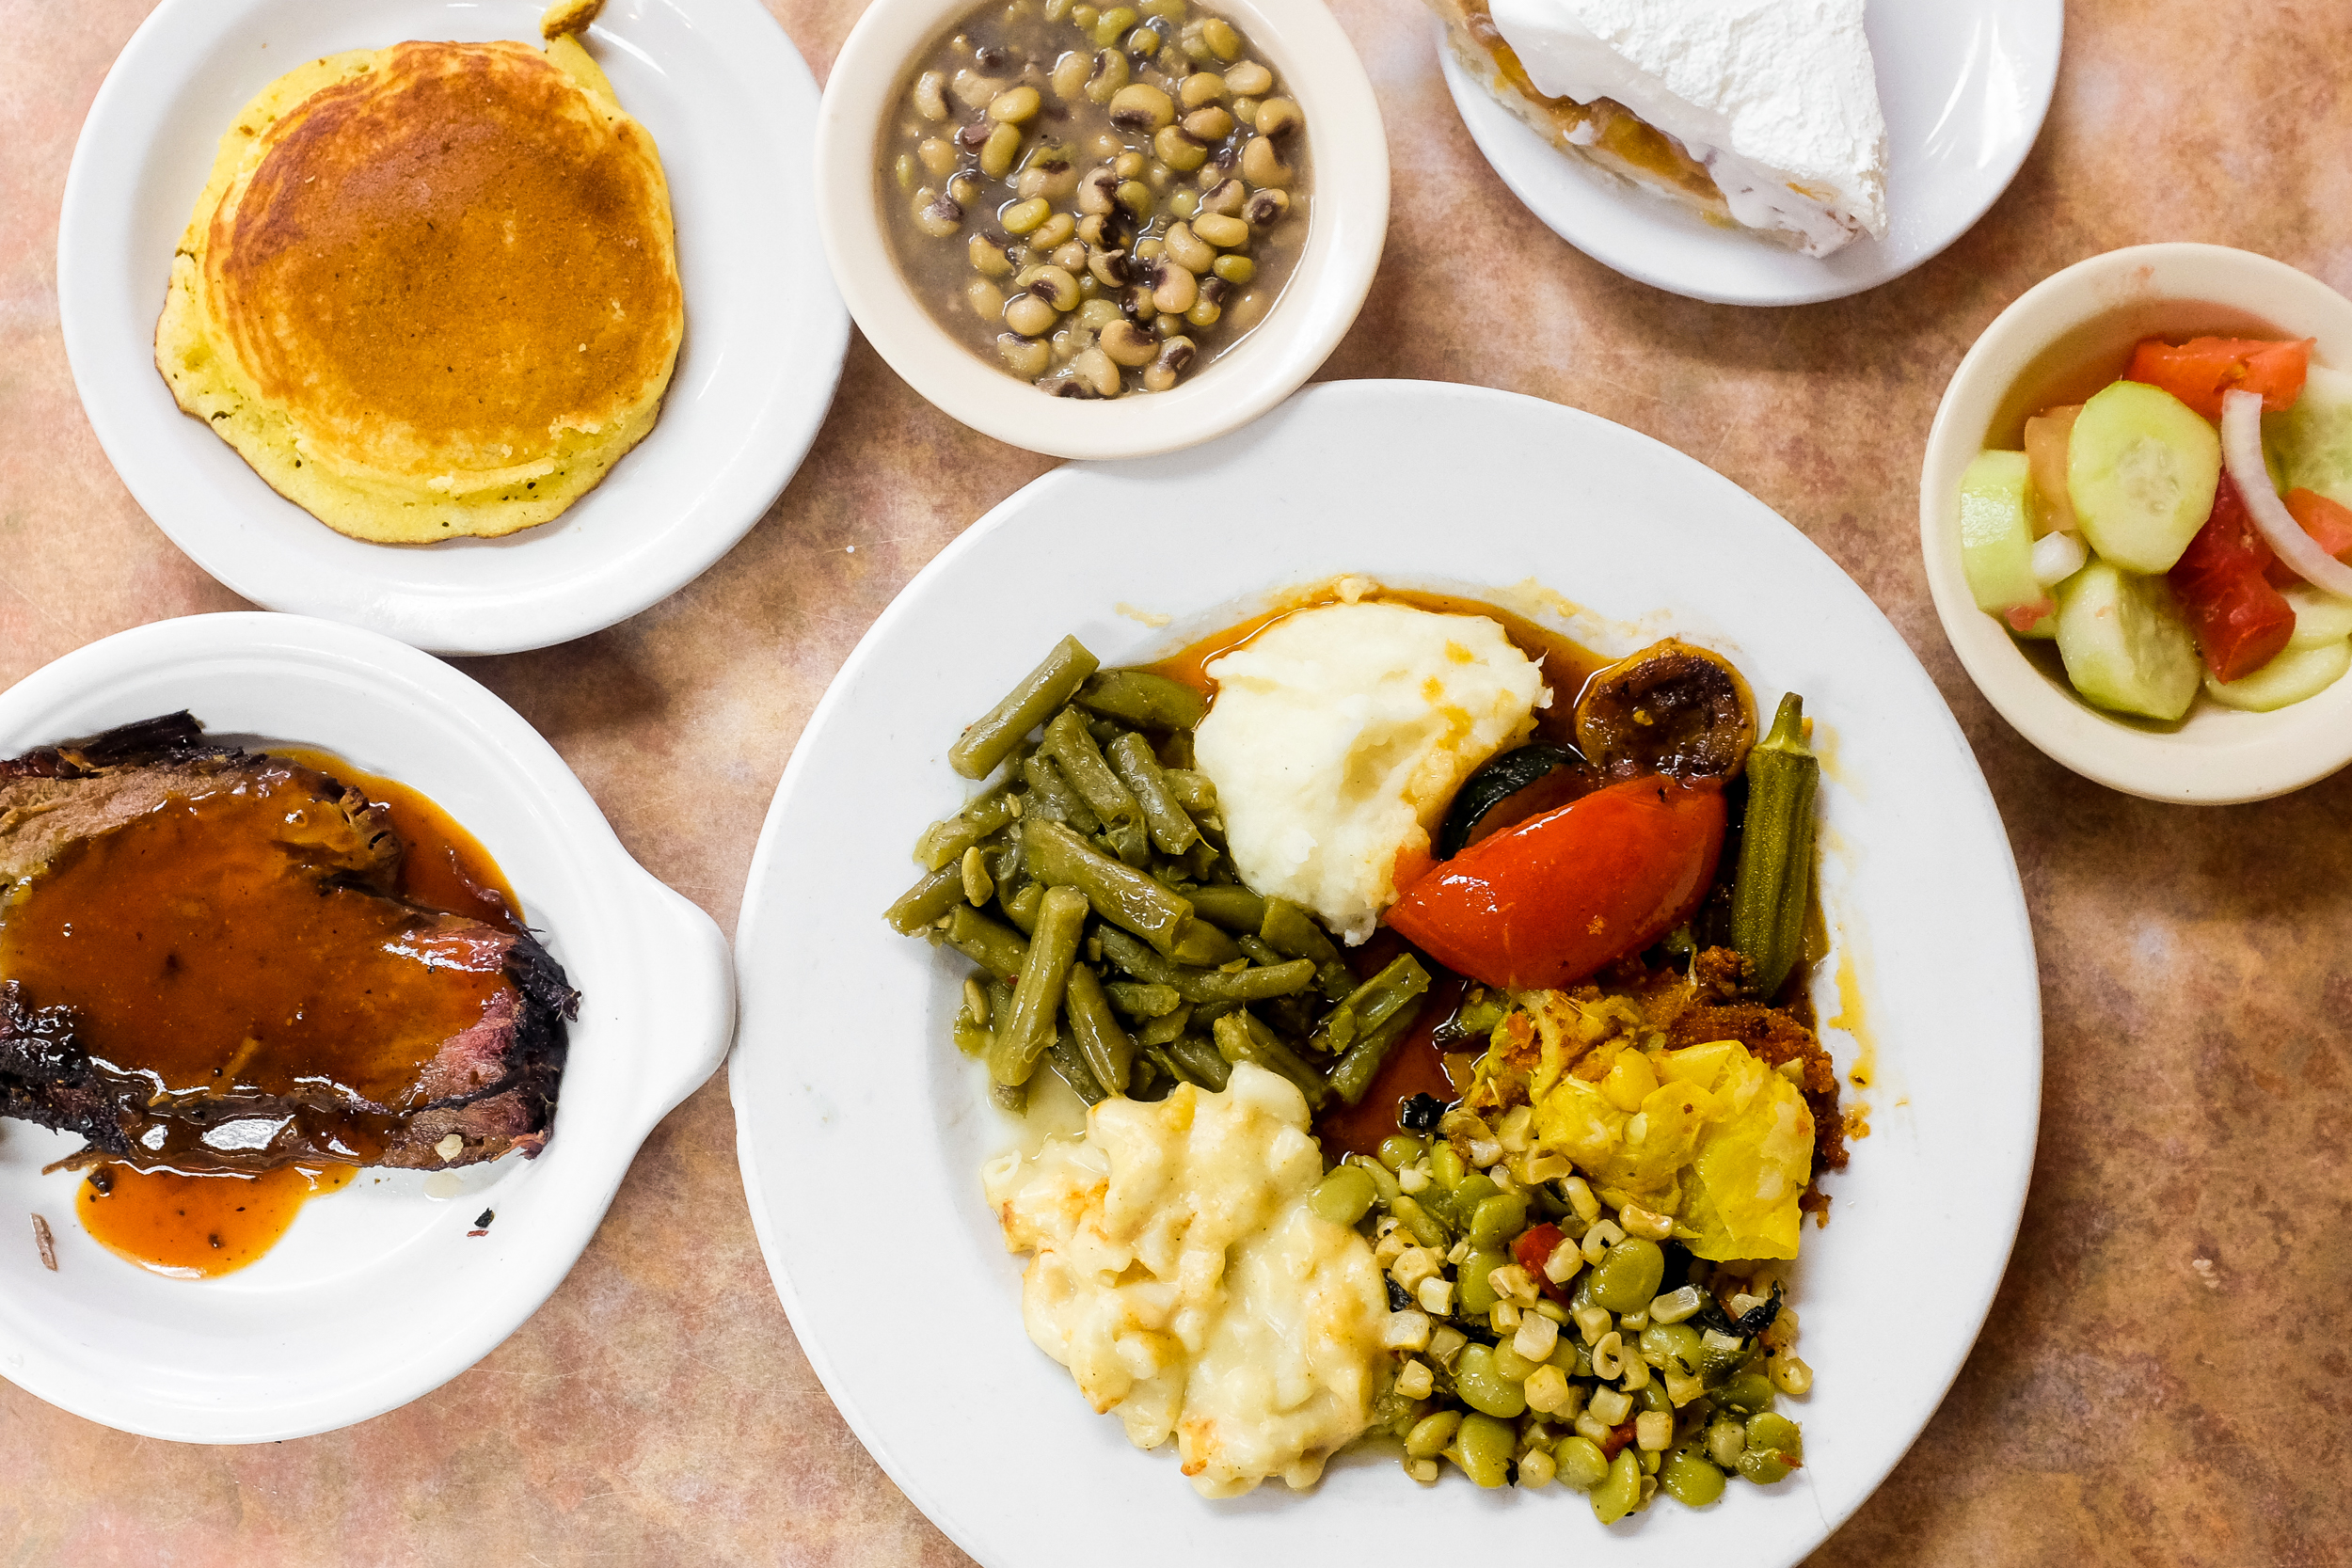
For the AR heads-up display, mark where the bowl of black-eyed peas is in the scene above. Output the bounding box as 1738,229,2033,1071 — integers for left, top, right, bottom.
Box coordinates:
815,0,1388,458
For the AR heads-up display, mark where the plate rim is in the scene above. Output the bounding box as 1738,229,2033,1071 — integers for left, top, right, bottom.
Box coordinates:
53,0,850,657
729,378,2043,1565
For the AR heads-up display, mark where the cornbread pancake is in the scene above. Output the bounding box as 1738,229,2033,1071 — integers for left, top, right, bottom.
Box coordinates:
154,32,683,543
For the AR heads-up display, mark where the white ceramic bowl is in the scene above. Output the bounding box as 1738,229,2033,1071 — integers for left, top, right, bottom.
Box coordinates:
815,0,1388,458
0,614,734,1441
56,0,849,657
1920,243,2352,803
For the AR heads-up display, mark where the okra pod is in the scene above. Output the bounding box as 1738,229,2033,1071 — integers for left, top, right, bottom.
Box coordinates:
1073,669,1208,731
992,885,1088,1085
1107,731,1200,855
951,636,1100,780
1042,708,1141,830
1729,692,1818,998
1212,1011,1329,1108
914,789,1016,871
1024,819,1194,956
1064,961,1134,1095
1309,954,1432,1055
885,863,964,934
946,904,1029,981
1327,994,1426,1105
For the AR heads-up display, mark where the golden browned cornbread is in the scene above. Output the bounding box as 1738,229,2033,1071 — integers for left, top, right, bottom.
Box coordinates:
1423,0,1735,230
154,36,683,543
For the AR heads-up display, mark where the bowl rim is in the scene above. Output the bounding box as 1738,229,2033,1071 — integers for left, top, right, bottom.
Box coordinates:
1917,241,2352,804
813,0,1389,460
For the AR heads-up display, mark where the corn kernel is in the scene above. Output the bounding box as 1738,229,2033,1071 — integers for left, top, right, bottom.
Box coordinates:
1563,1176,1601,1224
1635,1411,1674,1451
1543,1239,1583,1285
1574,1411,1615,1446
1429,1325,1470,1364
1417,1276,1454,1315
1649,1285,1703,1324
1517,1448,1557,1488
1395,1357,1436,1400
1618,1201,1675,1241
1591,1331,1626,1380
1523,1365,1572,1414
1490,1302,1521,1334
1513,1312,1560,1362
1588,1386,1632,1426
1380,1308,1433,1353
1405,1456,1440,1483
1771,1354,1814,1395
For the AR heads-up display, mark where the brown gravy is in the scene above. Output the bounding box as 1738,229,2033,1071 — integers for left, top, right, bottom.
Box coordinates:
78,1163,357,1280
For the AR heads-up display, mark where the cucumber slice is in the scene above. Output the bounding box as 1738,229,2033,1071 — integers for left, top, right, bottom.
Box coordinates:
2054,560,2201,721
2202,638,2352,711
2283,582,2352,649
2269,361,2352,508
2068,380,2222,574
1958,451,2041,614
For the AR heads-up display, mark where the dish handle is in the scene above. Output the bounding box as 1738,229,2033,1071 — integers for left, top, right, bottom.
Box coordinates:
629,877,738,1127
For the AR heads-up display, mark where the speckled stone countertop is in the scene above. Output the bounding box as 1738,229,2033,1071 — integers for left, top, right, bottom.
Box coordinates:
4,0,2349,1562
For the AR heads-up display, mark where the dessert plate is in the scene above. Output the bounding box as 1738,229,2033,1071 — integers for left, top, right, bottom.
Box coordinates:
1438,0,2063,306
732,380,2041,1567
56,0,848,656
0,613,734,1441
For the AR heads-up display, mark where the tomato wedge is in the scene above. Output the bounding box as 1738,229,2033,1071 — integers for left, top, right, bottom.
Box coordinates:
2169,475,2296,682
1384,774,1725,991
2265,488,2352,588
2125,336,2312,420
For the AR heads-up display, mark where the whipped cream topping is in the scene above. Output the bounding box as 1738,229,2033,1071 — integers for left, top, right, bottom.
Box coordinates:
1487,0,1889,257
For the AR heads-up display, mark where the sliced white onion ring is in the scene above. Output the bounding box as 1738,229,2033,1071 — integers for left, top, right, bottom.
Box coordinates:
2220,388,2352,597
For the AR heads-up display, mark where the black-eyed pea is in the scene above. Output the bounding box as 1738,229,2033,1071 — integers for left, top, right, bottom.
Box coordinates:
1150,259,1198,314
1123,25,1162,56
1211,253,1254,284
914,70,950,120
1078,297,1126,333
1134,235,1165,261
989,86,1042,122
1200,18,1240,60
1108,84,1176,132
1223,59,1272,96
1182,106,1233,142
1071,346,1122,396
1088,129,1122,161
1192,211,1248,249
1122,282,1158,321
1254,96,1300,138
1114,179,1153,215
1185,276,1226,326
1157,44,1188,76
966,277,1007,320
1076,213,1107,244
1072,4,1101,30
1231,96,1258,128
1018,156,1079,200
1154,125,1208,171
981,122,1025,178
1239,135,1289,187
1088,247,1133,287
1026,264,1083,310
998,333,1051,378
1243,183,1289,227
1143,334,1197,391
1043,0,1073,18
1084,48,1131,103
1181,71,1227,108
1200,177,1246,215
1077,165,1120,214
1090,6,1137,45
1165,221,1216,273
1001,197,1052,234
1051,239,1089,271
950,173,985,210
951,69,1008,113
1114,150,1148,179
1049,49,1091,100
893,152,914,191
970,233,1014,277
1147,162,1171,188
1004,292,1059,337
1033,213,1078,248
918,136,959,177
1099,318,1157,366
914,188,963,238
1167,189,1200,220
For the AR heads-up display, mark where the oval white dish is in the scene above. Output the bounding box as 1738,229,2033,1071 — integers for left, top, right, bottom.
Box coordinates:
1438,0,2062,307
0,612,734,1442
732,380,2041,1567
56,0,849,657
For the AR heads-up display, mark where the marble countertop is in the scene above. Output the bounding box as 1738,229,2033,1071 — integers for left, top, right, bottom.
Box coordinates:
4,0,2348,1561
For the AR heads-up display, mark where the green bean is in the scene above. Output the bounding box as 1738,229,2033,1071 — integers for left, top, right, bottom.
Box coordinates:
991,886,1088,1085
1073,669,1208,730
914,789,1016,870
1211,1011,1328,1108
1169,919,1243,967
1136,1003,1191,1046
1042,708,1141,830
1450,1412,1516,1488
1144,1044,1192,1088
1022,752,1101,833
1231,933,1279,968
1404,1410,1461,1461
1105,732,1200,855
1660,1449,1725,1508
1025,820,1193,956
1555,1434,1612,1492
1452,1345,1528,1418
1105,981,1182,1019
1258,897,1341,966
1589,1239,1666,1313
1455,1246,1510,1314
989,1078,1028,1114
951,989,993,1058
1161,768,1216,816
1163,1033,1231,1090
1185,884,1265,932
1097,926,1314,1004
1063,962,1133,1094
884,864,964,934
1308,1164,1376,1227
1468,1192,1529,1249
1326,995,1425,1105
946,904,1029,981
1104,816,1153,868
1309,955,1431,1055
1729,692,1818,997
1045,1033,1109,1105
1388,1194,1449,1249
951,636,1100,780
1590,1449,1643,1523
999,879,1042,936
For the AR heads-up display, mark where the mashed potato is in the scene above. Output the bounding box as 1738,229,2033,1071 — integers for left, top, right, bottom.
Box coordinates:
1192,601,1548,942
981,1063,1390,1497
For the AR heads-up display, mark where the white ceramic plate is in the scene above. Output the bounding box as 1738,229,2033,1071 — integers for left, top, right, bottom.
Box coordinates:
0,613,734,1441
732,380,2041,1567
1438,0,2062,306
56,0,849,657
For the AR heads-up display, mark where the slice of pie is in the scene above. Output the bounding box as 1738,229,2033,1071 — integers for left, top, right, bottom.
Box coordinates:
1432,0,1889,258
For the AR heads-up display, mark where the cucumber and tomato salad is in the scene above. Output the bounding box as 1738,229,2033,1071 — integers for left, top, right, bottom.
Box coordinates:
1959,333,2352,720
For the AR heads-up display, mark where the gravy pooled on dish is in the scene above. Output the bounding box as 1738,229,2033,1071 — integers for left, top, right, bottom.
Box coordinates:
882,0,1310,397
